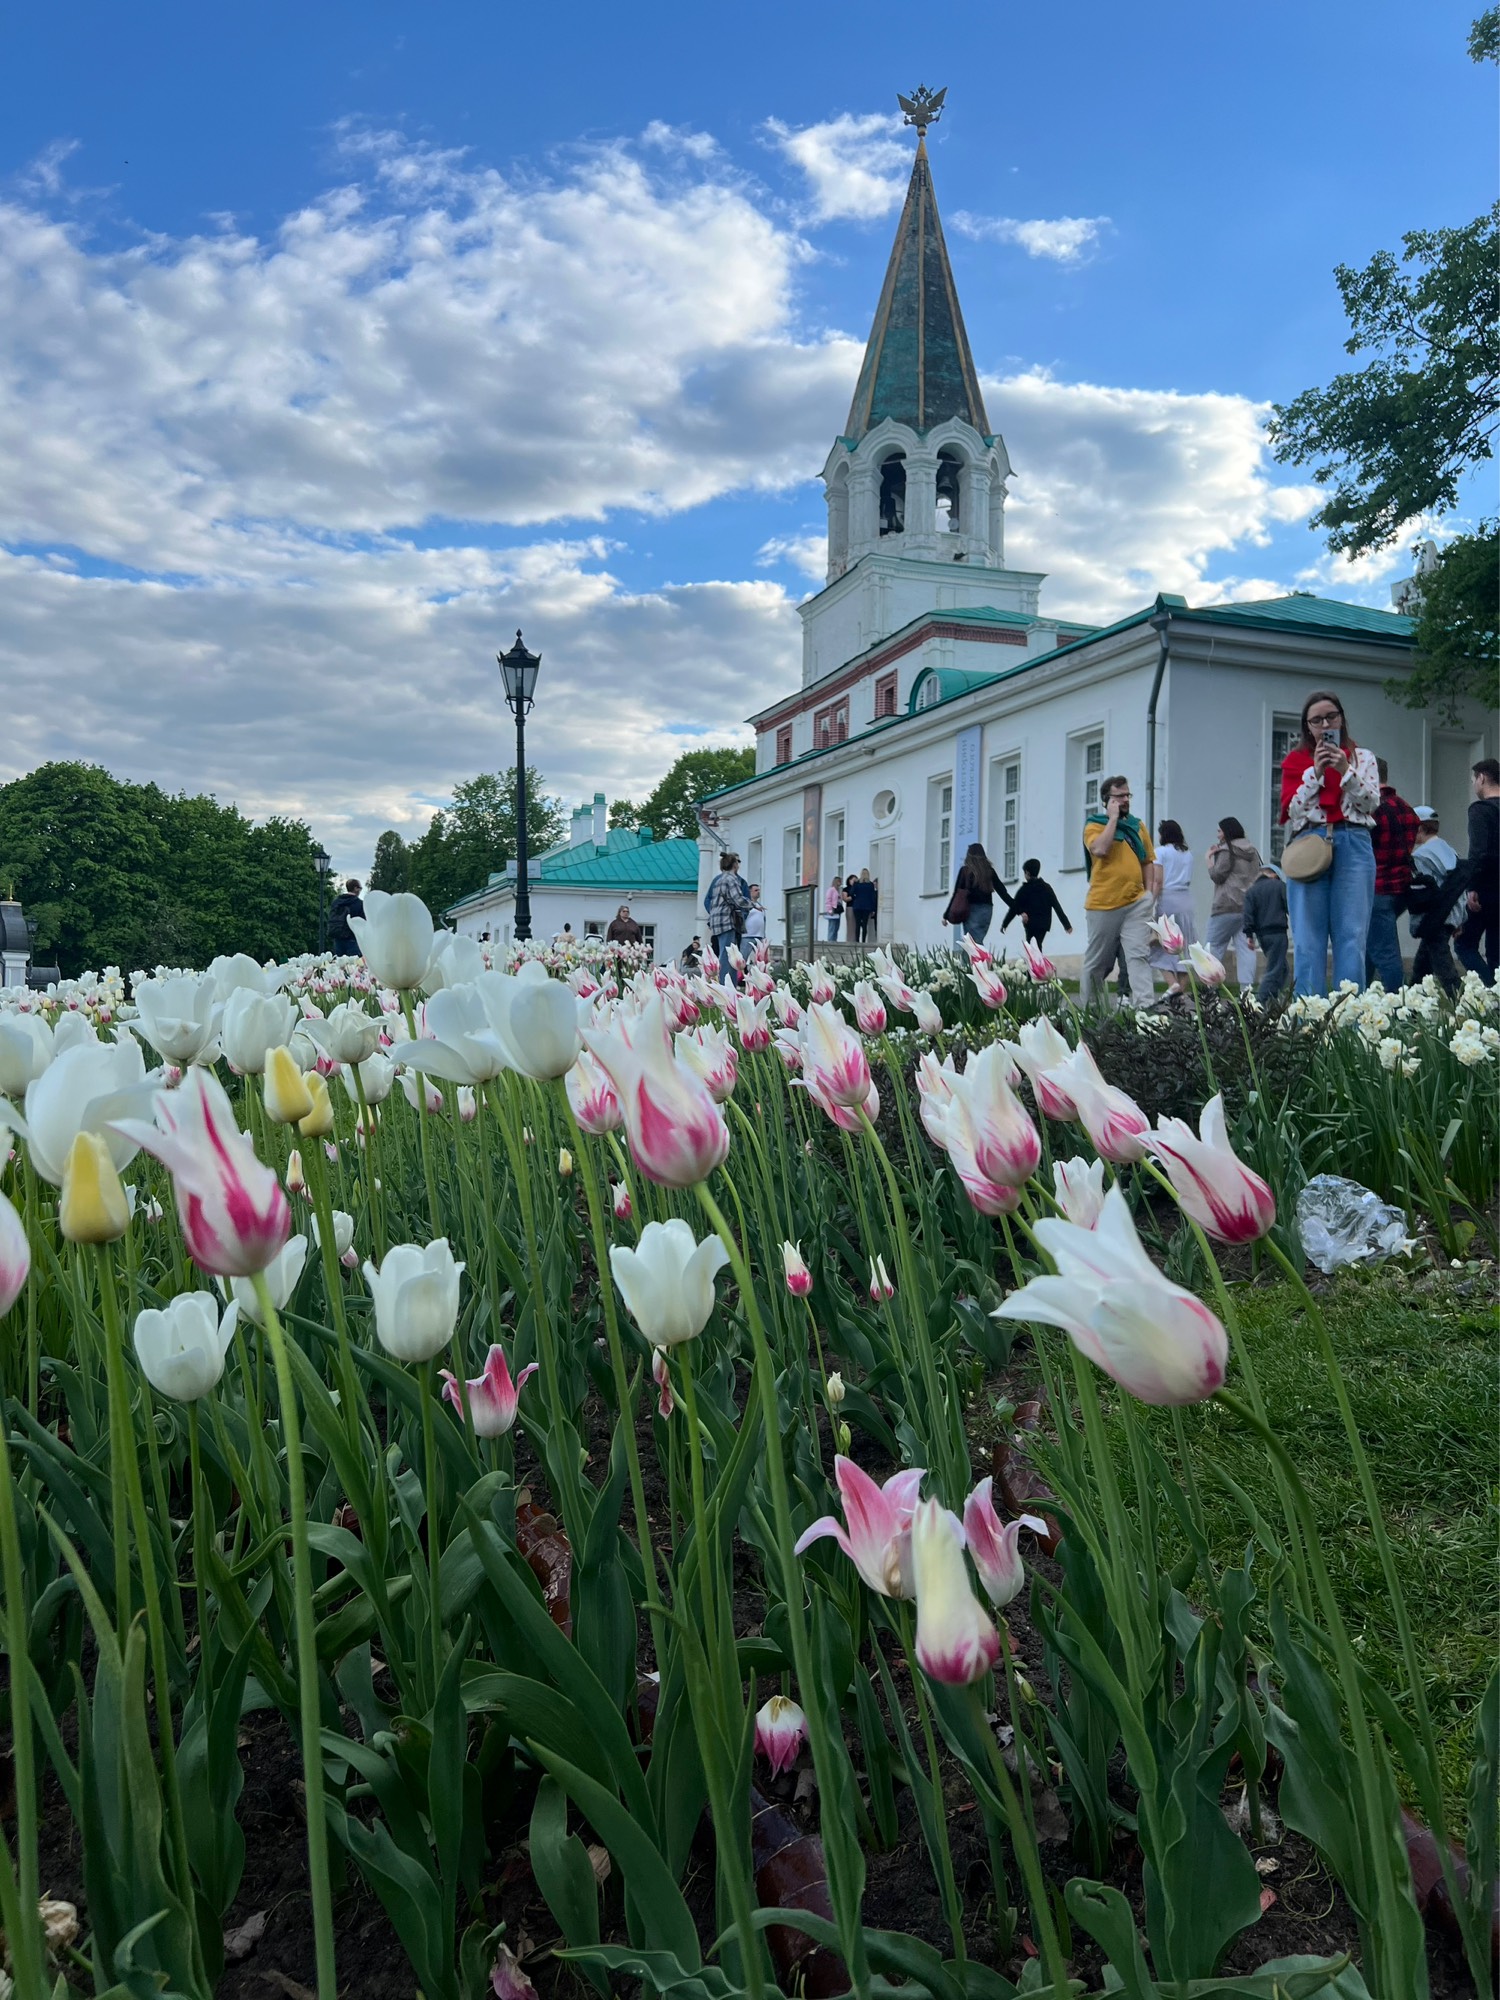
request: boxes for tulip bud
[836,1418,851,1453]
[754,1695,808,1778]
[298,1072,334,1138]
[612,1181,632,1222]
[324,1139,339,1163]
[825,1370,846,1410]
[868,1255,894,1302]
[558,1147,574,1178]
[286,1148,307,1194]
[782,1241,812,1296]
[0,1189,31,1316]
[457,1086,477,1123]
[264,1045,314,1126]
[59,1132,131,1244]
[652,1348,674,1418]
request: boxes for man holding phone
[1080,775,1160,1008]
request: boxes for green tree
[406,768,565,915]
[368,830,411,893]
[1404,520,1499,720]
[608,747,755,841]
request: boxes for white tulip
[391,983,509,1085]
[208,953,286,1002]
[349,891,436,991]
[421,931,487,994]
[362,1238,464,1363]
[311,1209,355,1258]
[52,1012,99,1054]
[302,1001,385,1066]
[225,1235,309,1327]
[340,1049,396,1106]
[130,972,220,1065]
[132,1293,235,1402]
[608,1218,729,1349]
[220,989,298,1076]
[478,962,582,1080]
[0,1014,53,1099]
[22,1039,153,1186]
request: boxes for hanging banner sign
[952,724,983,863]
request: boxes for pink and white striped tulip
[0,1189,30,1315]
[958,932,993,968]
[1148,914,1184,955]
[1021,937,1056,983]
[782,1241,812,1296]
[112,1067,290,1278]
[943,1112,1026,1216]
[441,1342,538,1437]
[962,1481,1047,1608]
[793,1456,924,1597]
[1004,1017,1077,1121]
[734,993,772,1052]
[566,1050,622,1135]
[994,1187,1229,1405]
[612,1180,633,1222]
[1052,1156,1106,1228]
[798,1003,872,1109]
[868,1254,895,1302]
[583,997,730,1189]
[911,990,944,1036]
[1057,1044,1151,1164]
[806,961,837,1005]
[771,987,802,1030]
[1183,942,1227,988]
[948,1046,1041,1187]
[799,1070,881,1133]
[970,960,1009,1009]
[652,1348,674,1418]
[910,1499,1001,1685]
[915,1051,959,1146]
[675,1025,739,1104]
[850,980,887,1036]
[755,1695,808,1778]
[1147,1093,1276,1243]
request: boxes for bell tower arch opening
[936,447,963,534]
[878,453,907,537]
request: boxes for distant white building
[445,792,702,961]
[702,108,1495,959]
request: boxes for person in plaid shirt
[1367,757,1419,990]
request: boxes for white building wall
[449,886,700,962]
[798,555,1047,688]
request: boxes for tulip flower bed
[0,901,1495,2000]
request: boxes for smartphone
[1320,727,1342,747]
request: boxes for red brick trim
[756,619,1029,736]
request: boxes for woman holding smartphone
[1278,691,1380,996]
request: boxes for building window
[825,810,846,881]
[1269,712,1301,862]
[874,671,898,718]
[995,756,1021,881]
[640,924,656,960]
[1084,737,1104,813]
[914,673,942,712]
[775,725,793,766]
[782,823,802,888]
[926,775,954,894]
[1063,731,1106,868]
[813,698,849,749]
[746,837,763,891]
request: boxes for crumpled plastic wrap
[1294,1173,1414,1274]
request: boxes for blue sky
[1,0,1490,872]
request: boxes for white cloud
[756,530,827,581]
[764,112,909,222]
[952,212,1110,263]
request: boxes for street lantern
[313,843,332,952]
[497,630,543,943]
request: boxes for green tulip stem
[96,1243,205,1993]
[250,1269,338,2000]
[894,1603,967,1964]
[186,1401,211,1668]
[304,1138,362,1459]
[399,993,444,1238]
[0,1370,46,1996]
[349,1063,386,1262]
[556,1087,667,1666]
[966,1682,1071,1997]
[419,1358,445,1709]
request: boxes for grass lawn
[1129,1264,1496,1814]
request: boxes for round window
[872,788,898,825]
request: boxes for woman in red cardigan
[1278,690,1380,996]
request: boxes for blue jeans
[954,901,994,949]
[1365,891,1405,991]
[1288,824,1375,997]
[826,915,842,940]
[1255,930,1289,1002]
[714,933,739,984]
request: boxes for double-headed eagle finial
[897,85,947,138]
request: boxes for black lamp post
[313,844,332,951]
[497,629,543,943]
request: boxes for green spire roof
[844,135,990,440]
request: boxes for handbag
[1282,827,1334,882]
[942,880,971,926]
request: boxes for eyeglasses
[1307,708,1342,724]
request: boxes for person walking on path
[1366,758,1420,991]
[706,854,749,983]
[1001,860,1073,948]
[823,877,844,942]
[851,869,879,945]
[1456,757,1499,981]
[1242,864,1290,1002]
[1149,820,1197,997]
[1205,817,1263,989]
[944,842,1011,949]
[1279,691,1379,997]
[328,878,364,957]
[1408,811,1466,995]
[1080,776,1159,1009]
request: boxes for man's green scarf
[1082,810,1147,880]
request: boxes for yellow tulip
[298,1073,334,1138]
[59,1132,130,1245]
[264,1045,314,1126]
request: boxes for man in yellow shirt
[1081,776,1161,1008]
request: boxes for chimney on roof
[638,826,654,845]
[570,801,594,848]
[593,791,607,846]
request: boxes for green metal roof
[843,139,989,440]
[1181,594,1414,643]
[444,828,700,916]
[907,663,1008,710]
